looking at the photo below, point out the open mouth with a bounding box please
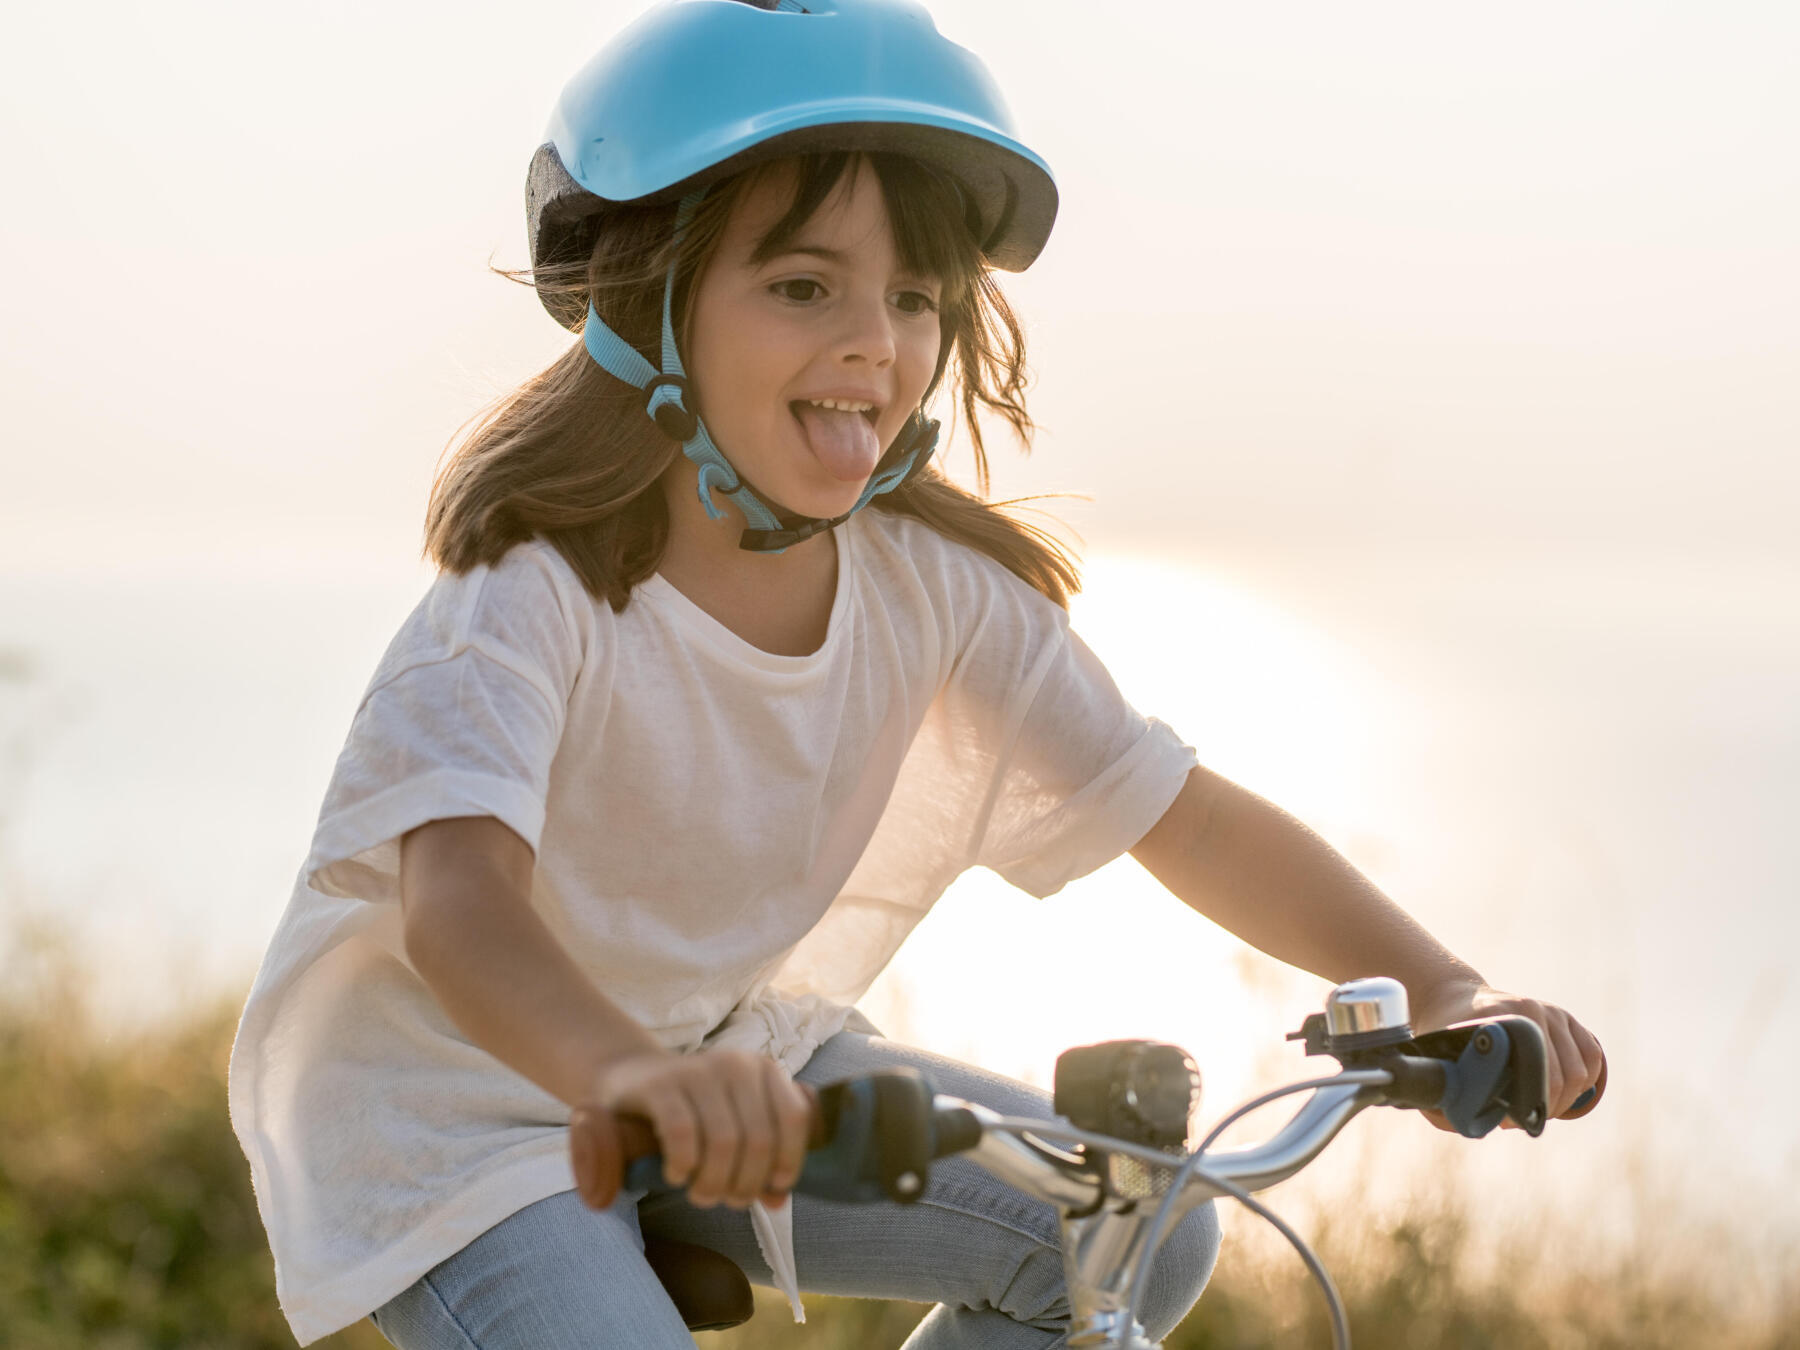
[790,401,881,428]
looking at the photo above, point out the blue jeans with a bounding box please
[370,1032,1221,1349]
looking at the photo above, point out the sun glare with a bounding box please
[864,554,1402,1106]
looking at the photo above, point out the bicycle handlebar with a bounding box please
[571,1033,1598,1220]
[568,979,1605,1350]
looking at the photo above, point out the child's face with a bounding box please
[684,156,944,523]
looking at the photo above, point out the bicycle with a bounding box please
[570,976,1606,1349]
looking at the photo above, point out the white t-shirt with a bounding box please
[228,508,1197,1345]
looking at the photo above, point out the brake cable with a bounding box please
[988,1089,1369,1350]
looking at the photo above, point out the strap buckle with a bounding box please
[645,374,698,443]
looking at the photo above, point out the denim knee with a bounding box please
[991,1234,1070,1329]
[1136,1201,1223,1340]
[985,1199,1218,1338]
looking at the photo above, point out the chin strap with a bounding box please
[735,410,941,551]
[578,189,941,555]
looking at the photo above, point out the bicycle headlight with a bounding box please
[1052,1040,1200,1153]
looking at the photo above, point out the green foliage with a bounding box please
[0,935,384,1350]
[0,949,1791,1349]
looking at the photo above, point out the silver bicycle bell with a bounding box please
[1322,976,1415,1051]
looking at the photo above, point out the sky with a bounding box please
[2,0,1797,1284]
[3,0,1795,571]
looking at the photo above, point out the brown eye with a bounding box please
[772,279,823,302]
[895,291,939,316]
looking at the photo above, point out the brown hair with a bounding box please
[424,150,1080,611]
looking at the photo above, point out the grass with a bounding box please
[702,1194,1798,1350]
[2,922,1792,1349]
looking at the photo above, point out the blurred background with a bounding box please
[2,0,1795,1345]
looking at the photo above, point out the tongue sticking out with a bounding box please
[794,403,882,482]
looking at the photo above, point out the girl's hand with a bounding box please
[580,1048,816,1210]
[1411,981,1607,1130]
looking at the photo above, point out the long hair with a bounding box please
[424,150,1080,611]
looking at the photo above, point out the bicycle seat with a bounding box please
[642,1237,755,1331]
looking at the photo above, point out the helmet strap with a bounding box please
[736,411,941,551]
[579,188,942,555]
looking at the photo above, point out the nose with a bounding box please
[831,289,897,369]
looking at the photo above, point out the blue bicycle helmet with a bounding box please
[526,0,1058,552]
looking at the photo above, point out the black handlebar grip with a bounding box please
[931,1106,984,1158]
[1382,1055,1449,1111]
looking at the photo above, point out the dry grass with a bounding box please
[2,923,1792,1349]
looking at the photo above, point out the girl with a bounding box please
[229,0,1606,1346]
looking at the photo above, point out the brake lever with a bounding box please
[1405,1017,1549,1137]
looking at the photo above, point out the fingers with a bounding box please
[681,1070,743,1207]
[1495,999,1604,1125]
[569,1105,618,1209]
[588,1050,812,1210]
[1552,1011,1606,1120]
[720,1060,783,1207]
[641,1081,705,1192]
[1413,989,1605,1132]
[684,1054,786,1208]
[1562,1051,1608,1119]
[706,1056,814,1208]
[1542,1005,1582,1119]
[765,1076,814,1204]
[1530,1002,1607,1121]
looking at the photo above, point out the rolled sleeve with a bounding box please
[304,546,584,904]
[976,627,1197,898]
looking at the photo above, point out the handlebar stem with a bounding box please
[1064,1211,1165,1347]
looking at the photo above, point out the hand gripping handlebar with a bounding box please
[569,1066,981,1212]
